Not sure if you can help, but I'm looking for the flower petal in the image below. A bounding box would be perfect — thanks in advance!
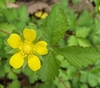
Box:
[23,28,36,42]
[9,52,24,69]
[28,55,41,71]
[34,41,48,55]
[7,34,22,48]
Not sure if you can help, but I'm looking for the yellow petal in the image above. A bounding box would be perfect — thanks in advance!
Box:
[7,34,22,48]
[9,52,24,69]
[23,28,36,42]
[34,11,42,18]
[34,41,48,55]
[41,12,48,19]
[28,55,41,71]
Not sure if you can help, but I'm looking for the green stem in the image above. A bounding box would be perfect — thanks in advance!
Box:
[0,29,10,35]
[57,77,68,88]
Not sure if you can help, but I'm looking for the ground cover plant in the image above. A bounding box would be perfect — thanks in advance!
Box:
[1,0,100,88]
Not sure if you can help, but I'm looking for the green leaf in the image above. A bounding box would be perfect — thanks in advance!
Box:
[2,8,18,22]
[89,19,100,44]
[67,35,78,46]
[76,11,93,26]
[0,0,7,9]
[79,71,88,83]
[56,46,100,68]
[7,80,20,88]
[67,10,78,30]
[80,84,88,88]
[4,63,11,73]
[0,65,6,78]
[12,68,21,74]
[88,74,98,87]
[29,72,38,84]
[0,84,4,88]
[41,4,68,45]
[8,0,15,3]
[75,27,91,38]
[60,0,68,8]
[94,0,100,5]
[7,71,18,80]
[18,5,29,22]
[22,66,33,77]
[0,23,15,37]
[77,38,91,47]
[39,51,59,82]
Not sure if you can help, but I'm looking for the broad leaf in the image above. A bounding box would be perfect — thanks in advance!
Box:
[41,4,68,45]
[39,51,59,82]
[56,46,100,68]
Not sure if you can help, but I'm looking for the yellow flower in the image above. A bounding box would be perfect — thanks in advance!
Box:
[7,28,48,71]
[99,6,100,11]
[34,11,48,19]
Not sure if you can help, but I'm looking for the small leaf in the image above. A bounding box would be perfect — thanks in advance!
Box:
[22,66,33,77]
[0,23,15,37]
[75,27,91,38]
[80,84,88,88]
[7,71,18,80]
[41,4,68,45]
[12,68,21,74]
[88,74,98,87]
[7,80,20,88]
[79,71,88,83]
[67,35,78,46]
[39,51,59,82]
[29,72,38,84]
[56,46,100,68]
[4,63,11,73]
[2,8,18,22]
[76,11,93,26]
[18,5,29,22]
[77,38,91,47]
[0,65,6,78]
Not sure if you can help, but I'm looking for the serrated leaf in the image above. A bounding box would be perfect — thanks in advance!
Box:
[67,35,78,46]
[41,4,68,45]
[76,11,93,26]
[56,46,100,68]
[39,51,59,82]
[75,27,91,38]
[12,68,21,74]
[7,71,18,80]
[22,66,33,76]
[88,74,98,87]
[80,71,88,83]
[67,10,78,30]
[77,38,91,47]
[4,63,11,73]
[29,72,38,84]
[18,5,29,22]
[89,19,100,44]
[2,8,18,22]
[7,80,20,88]
[0,23,15,37]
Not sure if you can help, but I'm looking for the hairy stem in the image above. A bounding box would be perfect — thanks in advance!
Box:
[57,77,68,88]
[0,29,10,35]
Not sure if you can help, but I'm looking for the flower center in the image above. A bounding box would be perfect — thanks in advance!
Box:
[20,43,33,55]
